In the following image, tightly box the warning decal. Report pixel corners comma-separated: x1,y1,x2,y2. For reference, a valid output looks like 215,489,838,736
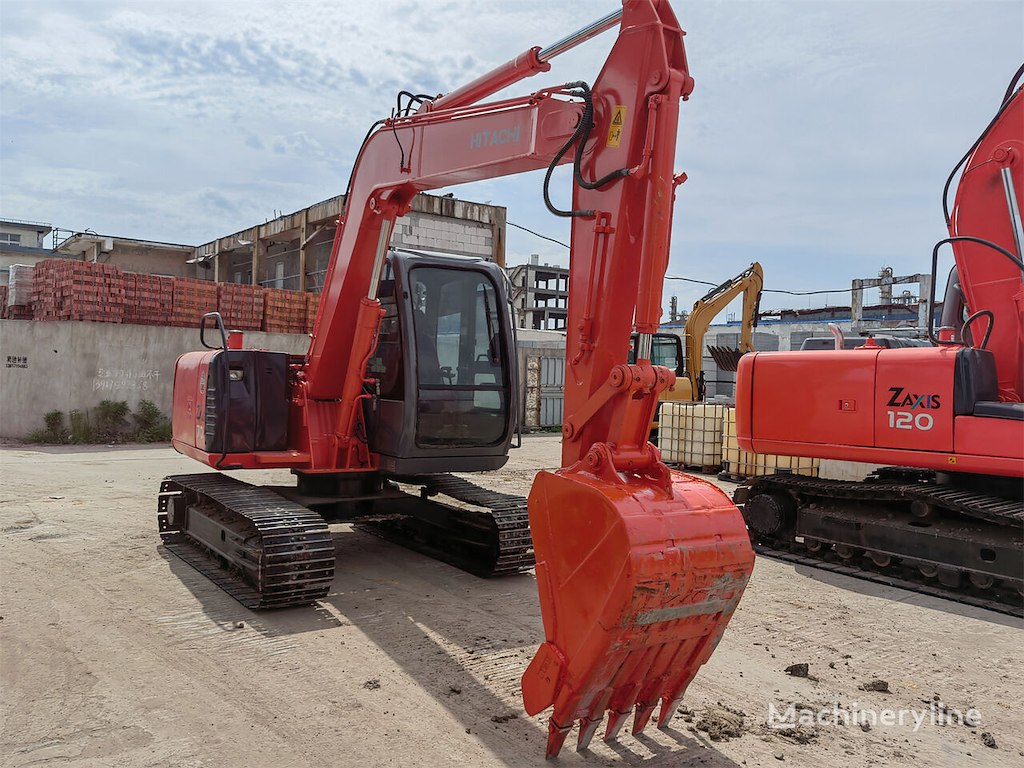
607,105,626,147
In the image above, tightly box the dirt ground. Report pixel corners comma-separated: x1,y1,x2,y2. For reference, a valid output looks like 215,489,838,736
1,435,1021,768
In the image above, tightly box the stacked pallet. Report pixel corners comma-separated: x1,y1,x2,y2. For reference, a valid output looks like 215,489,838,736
170,278,219,328
8,264,36,319
32,259,126,322
8,264,35,308
218,283,265,331
0,285,8,318
305,292,320,334
124,273,174,325
263,287,308,334
5,274,34,319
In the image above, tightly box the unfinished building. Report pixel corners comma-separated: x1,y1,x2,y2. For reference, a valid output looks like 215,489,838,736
508,256,569,330
190,193,506,290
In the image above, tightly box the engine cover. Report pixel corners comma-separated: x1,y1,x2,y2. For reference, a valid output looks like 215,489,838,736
172,349,290,454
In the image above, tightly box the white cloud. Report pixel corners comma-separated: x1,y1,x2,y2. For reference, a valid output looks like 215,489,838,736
0,0,1020,313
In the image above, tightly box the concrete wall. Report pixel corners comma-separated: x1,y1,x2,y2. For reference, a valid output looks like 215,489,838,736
0,320,310,438
54,235,199,279
101,242,196,278
393,210,496,260
0,322,569,439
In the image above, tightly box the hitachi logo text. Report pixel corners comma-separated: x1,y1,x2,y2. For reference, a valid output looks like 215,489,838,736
470,126,521,149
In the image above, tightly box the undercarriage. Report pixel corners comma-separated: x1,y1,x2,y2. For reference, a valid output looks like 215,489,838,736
735,469,1023,617
158,472,534,609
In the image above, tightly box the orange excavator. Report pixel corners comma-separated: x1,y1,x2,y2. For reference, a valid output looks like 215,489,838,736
735,67,1023,610
158,1,753,757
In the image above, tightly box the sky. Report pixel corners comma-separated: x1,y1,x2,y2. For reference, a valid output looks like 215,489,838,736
1,0,1021,315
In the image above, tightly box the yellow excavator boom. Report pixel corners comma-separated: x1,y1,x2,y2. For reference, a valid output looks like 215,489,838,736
683,261,763,399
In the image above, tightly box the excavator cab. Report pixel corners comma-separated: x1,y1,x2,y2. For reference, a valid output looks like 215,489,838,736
628,332,684,373
628,333,688,441
365,250,518,476
171,249,517,478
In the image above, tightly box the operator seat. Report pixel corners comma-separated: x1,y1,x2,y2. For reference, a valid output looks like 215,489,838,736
414,310,443,385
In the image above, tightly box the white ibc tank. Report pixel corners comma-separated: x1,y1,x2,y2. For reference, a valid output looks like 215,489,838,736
659,402,727,468
721,407,820,479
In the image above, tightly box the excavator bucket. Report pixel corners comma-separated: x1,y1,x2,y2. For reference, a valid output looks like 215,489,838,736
522,466,754,757
707,345,747,373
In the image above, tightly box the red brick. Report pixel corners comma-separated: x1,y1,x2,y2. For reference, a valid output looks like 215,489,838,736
170,278,219,328
217,283,265,331
305,292,321,334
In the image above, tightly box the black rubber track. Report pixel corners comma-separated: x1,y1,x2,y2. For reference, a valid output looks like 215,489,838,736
751,537,1022,619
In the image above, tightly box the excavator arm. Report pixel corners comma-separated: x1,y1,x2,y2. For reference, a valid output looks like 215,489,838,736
687,262,763,397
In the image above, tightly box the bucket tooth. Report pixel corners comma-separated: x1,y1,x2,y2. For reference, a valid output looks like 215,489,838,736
603,710,630,742
576,716,602,752
632,701,657,735
657,695,682,729
545,720,572,759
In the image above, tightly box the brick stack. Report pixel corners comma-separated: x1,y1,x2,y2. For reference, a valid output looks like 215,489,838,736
217,283,265,331
124,273,174,325
9,263,318,336
32,259,126,322
170,278,219,328
263,287,308,334
305,292,321,334
30,260,56,319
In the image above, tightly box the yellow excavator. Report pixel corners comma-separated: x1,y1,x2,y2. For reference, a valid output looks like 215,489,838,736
632,262,764,439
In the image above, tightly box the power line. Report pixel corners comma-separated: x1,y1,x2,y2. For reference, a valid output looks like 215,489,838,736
666,274,923,297
507,220,570,249
509,218,921,298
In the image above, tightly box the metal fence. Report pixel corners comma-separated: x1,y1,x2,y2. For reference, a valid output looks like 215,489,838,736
539,355,565,427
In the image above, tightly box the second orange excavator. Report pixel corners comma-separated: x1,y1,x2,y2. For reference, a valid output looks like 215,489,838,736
736,66,1023,612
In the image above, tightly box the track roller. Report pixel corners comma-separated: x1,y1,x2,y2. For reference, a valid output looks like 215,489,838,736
834,545,860,562
867,551,893,568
